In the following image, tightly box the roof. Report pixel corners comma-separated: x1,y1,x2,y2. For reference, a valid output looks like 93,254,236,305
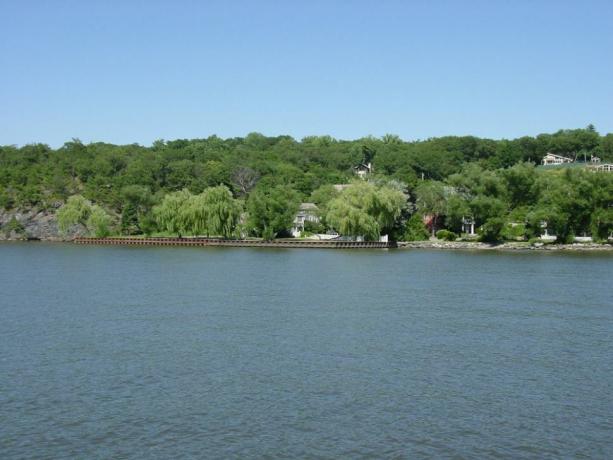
543,152,572,160
299,202,318,210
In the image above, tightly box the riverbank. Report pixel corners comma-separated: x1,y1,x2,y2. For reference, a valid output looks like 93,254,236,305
398,240,613,251
2,237,613,251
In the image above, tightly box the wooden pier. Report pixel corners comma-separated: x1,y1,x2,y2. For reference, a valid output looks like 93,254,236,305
73,237,394,249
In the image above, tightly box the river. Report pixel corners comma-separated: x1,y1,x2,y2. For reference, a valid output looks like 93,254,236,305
1,243,612,458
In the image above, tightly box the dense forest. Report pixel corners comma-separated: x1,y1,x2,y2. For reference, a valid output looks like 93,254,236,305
1,126,613,242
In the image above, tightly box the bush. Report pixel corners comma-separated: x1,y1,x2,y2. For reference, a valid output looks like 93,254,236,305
403,214,430,241
500,222,526,241
86,205,113,237
479,217,505,242
304,219,325,234
3,217,25,237
0,191,14,210
436,229,458,241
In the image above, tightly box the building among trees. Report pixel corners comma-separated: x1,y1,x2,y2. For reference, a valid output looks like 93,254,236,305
354,162,373,178
291,203,320,237
541,153,573,165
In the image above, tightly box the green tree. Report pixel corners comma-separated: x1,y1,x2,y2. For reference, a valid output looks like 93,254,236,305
152,189,192,236
501,162,537,207
479,217,505,242
326,181,406,240
590,208,613,241
403,214,430,241
309,184,340,226
87,205,113,237
120,185,155,235
181,185,242,237
57,195,91,234
247,185,300,240
414,181,448,236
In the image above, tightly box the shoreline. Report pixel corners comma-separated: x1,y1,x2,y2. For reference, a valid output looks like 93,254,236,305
398,240,613,251
2,237,613,251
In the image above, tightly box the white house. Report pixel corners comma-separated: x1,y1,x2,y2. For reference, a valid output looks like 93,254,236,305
592,163,613,172
539,220,557,242
291,203,320,237
461,216,476,235
354,162,373,178
541,153,573,166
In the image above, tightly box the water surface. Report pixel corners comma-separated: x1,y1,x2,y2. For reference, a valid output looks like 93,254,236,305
1,243,612,458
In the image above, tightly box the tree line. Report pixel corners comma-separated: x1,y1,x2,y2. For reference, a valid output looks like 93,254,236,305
2,126,613,242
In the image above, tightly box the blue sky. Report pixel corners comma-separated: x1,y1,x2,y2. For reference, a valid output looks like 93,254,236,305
1,0,612,147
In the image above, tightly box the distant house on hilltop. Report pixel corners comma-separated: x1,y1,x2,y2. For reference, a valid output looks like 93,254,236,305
542,153,573,166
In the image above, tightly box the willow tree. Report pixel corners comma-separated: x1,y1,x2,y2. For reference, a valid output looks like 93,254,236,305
326,181,407,240
180,185,242,237
57,195,91,234
86,205,113,237
152,189,192,236
57,195,114,237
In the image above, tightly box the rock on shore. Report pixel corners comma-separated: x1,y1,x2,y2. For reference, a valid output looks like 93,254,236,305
398,240,613,251
0,208,85,241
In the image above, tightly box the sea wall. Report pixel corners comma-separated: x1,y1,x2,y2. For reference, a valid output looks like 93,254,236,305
73,237,393,249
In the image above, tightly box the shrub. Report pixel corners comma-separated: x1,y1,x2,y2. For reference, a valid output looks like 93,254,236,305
304,219,325,234
403,214,430,241
57,195,91,234
479,217,505,242
500,222,526,241
86,205,113,237
0,191,14,210
3,217,25,237
436,229,458,241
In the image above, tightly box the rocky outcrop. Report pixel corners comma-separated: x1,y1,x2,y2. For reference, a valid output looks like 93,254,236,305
0,207,86,241
398,240,613,251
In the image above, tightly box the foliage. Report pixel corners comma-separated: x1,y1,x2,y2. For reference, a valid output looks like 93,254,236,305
1,126,613,243
590,208,613,241
56,195,115,237
414,181,448,235
403,214,430,241
436,229,458,241
326,181,406,240
247,185,300,240
181,185,242,237
479,217,506,242
152,189,192,236
87,205,113,237
304,219,325,234
3,217,25,237
57,195,91,234
500,223,526,241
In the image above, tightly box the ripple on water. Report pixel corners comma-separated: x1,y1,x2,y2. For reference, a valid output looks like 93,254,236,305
1,244,612,458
